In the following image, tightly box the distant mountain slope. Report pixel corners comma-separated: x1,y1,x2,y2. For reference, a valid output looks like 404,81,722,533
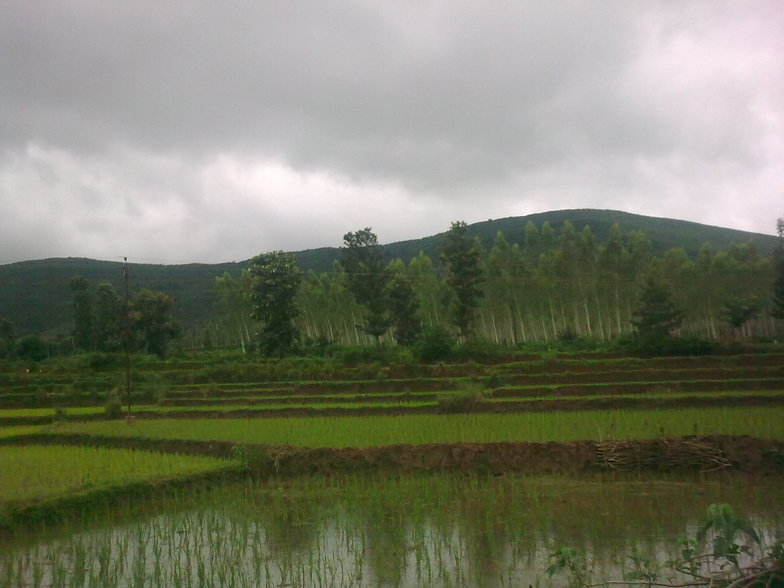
295,209,778,273
0,257,243,335
0,209,777,335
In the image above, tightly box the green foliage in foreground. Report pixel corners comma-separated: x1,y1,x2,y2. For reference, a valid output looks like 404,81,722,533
0,446,227,503
55,407,784,446
548,503,783,587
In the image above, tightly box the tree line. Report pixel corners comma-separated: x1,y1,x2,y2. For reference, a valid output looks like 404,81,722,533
68,277,178,358
2,217,782,361
208,218,784,356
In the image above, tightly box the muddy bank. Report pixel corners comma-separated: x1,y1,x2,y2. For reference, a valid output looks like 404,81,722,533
244,435,784,476
2,434,781,529
4,433,783,476
4,392,784,425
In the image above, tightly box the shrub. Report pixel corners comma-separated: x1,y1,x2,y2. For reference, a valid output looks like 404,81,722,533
81,352,120,370
66,385,83,405
230,444,277,474
104,392,123,419
34,388,49,407
616,333,714,356
437,380,489,413
485,372,506,390
413,326,455,363
16,335,48,362
144,374,166,404
557,326,579,345
155,388,168,405
336,345,405,366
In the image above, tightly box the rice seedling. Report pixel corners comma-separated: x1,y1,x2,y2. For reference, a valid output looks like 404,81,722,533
0,445,228,503
54,406,784,446
0,471,781,588
0,425,42,438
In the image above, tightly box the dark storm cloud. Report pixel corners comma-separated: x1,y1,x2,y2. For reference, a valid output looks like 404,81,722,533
0,0,782,263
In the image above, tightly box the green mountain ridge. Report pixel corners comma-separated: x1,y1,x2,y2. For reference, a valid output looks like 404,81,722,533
1,209,777,336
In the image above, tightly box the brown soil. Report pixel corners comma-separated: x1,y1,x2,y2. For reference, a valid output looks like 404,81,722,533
4,433,783,476
3,392,784,426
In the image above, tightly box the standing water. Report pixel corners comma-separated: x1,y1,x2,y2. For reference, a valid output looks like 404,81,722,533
1,472,782,587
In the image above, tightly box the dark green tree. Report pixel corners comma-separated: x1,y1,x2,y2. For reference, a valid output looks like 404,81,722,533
721,296,760,334
441,221,485,340
249,251,303,356
340,228,390,341
631,274,684,338
385,271,421,345
771,217,784,321
132,289,178,359
70,276,95,351
0,318,14,358
94,282,124,351
17,334,48,362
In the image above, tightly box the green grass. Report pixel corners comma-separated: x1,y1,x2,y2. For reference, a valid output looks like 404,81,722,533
0,426,42,438
0,407,110,418
53,407,784,446
2,386,780,420
0,445,229,503
492,389,784,402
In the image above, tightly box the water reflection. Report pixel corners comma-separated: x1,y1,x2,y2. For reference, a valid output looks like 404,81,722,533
1,473,782,587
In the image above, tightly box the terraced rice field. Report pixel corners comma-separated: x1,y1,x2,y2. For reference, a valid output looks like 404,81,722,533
1,351,782,587
2,353,783,424
0,445,228,503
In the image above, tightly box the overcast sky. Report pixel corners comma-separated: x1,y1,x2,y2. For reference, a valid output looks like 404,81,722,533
1,1,782,265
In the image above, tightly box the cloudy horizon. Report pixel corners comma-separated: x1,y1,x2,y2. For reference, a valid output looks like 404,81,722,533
1,1,782,265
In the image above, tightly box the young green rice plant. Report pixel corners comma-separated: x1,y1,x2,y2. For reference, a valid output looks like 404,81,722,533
54,406,784,447
1,472,783,588
0,445,228,504
0,425,42,438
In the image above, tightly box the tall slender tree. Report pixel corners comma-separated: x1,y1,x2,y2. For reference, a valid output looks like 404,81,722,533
70,276,95,351
215,270,253,352
340,228,390,341
631,274,684,338
249,251,303,356
771,217,784,322
385,265,421,346
94,282,123,351
0,318,14,358
441,221,485,341
132,289,178,359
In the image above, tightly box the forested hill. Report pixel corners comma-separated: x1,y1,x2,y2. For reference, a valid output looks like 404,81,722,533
287,209,779,275
0,209,777,335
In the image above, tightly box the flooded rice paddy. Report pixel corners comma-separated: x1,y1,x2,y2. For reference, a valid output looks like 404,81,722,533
1,472,782,587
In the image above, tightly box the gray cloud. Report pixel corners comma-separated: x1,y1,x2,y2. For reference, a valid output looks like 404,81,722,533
1,0,782,264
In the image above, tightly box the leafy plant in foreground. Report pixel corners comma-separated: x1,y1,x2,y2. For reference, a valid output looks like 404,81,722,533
548,503,782,587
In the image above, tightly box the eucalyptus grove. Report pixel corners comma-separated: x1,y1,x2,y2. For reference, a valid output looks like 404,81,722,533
213,219,780,349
